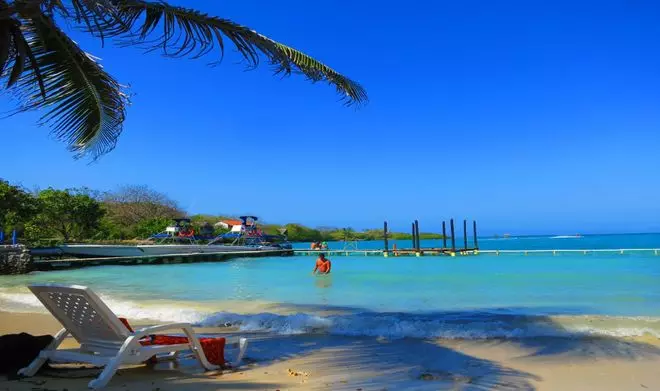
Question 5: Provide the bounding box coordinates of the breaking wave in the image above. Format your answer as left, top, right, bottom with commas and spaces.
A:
2, 290, 658, 340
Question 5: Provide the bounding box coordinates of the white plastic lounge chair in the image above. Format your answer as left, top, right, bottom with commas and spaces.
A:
18, 284, 248, 389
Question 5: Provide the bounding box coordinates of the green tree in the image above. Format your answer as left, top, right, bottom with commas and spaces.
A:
0, 179, 38, 231
341, 227, 356, 241
31, 188, 104, 241
92, 215, 129, 240
1, 1, 367, 160
132, 216, 171, 239
285, 223, 322, 242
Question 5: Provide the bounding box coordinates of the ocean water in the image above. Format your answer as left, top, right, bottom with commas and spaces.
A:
295, 232, 660, 251
1, 234, 659, 340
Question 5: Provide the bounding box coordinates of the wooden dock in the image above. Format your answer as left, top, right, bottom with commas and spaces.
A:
32, 248, 293, 271
480, 248, 660, 256
294, 248, 479, 257
293, 248, 660, 257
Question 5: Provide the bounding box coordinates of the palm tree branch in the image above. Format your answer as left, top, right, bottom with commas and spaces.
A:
13, 8, 128, 159
101, 0, 366, 105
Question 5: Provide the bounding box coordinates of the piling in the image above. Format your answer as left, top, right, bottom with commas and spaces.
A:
414, 220, 420, 251
473, 220, 479, 249
383, 221, 389, 255
463, 220, 468, 250
450, 219, 456, 252
411, 222, 416, 250
442, 221, 447, 248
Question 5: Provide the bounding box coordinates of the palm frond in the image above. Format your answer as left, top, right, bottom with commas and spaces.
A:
0, 8, 37, 91
12, 8, 128, 160
100, 0, 367, 105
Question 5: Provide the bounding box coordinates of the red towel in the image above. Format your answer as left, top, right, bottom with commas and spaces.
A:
119, 318, 225, 366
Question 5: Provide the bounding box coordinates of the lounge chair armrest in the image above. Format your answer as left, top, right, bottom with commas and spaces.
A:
131, 323, 194, 339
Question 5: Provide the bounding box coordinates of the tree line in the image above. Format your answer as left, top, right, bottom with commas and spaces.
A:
0, 181, 189, 245
1, 180, 442, 245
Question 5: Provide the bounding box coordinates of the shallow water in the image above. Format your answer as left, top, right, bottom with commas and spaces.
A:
1, 234, 659, 339
295, 232, 660, 251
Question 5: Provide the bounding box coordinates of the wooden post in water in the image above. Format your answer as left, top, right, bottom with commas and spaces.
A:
442, 221, 447, 249
450, 219, 456, 252
383, 221, 389, 254
473, 220, 479, 249
414, 220, 420, 251
411, 222, 416, 250
463, 220, 468, 250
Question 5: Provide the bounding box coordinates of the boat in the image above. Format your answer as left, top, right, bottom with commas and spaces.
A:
59, 216, 292, 257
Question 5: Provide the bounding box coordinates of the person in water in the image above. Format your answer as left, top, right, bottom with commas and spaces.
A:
313, 253, 331, 274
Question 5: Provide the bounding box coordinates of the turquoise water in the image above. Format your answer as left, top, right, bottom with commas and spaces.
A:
1, 234, 659, 339
295, 232, 660, 251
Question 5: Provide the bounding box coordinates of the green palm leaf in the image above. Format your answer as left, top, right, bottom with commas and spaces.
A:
2, 0, 366, 161
12, 8, 128, 159
103, 0, 367, 105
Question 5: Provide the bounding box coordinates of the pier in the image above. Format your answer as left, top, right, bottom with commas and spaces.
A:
384, 218, 479, 256
294, 248, 660, 256
31, 248, 293, 271
294, 220, 660, 257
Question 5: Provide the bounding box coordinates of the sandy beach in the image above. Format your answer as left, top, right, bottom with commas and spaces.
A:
0, 311, 658, 390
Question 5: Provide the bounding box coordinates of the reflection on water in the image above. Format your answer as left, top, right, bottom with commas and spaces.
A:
315, 274, 333, 289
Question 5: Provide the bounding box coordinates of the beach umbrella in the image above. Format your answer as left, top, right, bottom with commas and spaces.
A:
11, 230, 17, 245
0, 230, 4, 243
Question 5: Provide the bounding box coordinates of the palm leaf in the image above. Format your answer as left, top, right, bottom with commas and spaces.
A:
99, 0, 367, 105
12, 8, 128, 159
0, 8, 31, 89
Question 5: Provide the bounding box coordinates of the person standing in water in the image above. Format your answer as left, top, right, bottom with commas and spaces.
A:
313, 253, 332, 274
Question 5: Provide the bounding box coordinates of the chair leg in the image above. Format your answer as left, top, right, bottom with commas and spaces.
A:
234, 338, 248, 367
88, 355, 122, 389
88, 336, 137, 389
18, 328, 69, 377
181, 326, 218, 371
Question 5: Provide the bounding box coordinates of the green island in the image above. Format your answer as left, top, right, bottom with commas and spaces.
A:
1, 180, 444, 245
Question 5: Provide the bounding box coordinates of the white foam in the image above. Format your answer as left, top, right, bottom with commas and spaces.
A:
551, 235, 582, 239
2, 291, 657, 340
0, 290, 207, 323
0, 291, 44, 312
197, 312, 660, 340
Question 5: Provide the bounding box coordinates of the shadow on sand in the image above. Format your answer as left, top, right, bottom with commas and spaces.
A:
6, 305, 658, 390
212, 304, 660, 390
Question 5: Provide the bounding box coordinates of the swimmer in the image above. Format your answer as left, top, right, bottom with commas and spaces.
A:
312, 253, 331, 274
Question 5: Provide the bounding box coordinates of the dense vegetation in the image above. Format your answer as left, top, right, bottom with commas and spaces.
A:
1, 180, 443, 245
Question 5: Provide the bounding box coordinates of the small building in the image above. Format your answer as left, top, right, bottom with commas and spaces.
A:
214, 218, 255, 230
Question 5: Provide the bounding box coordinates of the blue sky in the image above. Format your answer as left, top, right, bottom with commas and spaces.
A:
2, 0, 660, 234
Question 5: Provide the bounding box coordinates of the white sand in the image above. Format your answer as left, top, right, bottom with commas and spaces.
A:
0, 311, 659, 390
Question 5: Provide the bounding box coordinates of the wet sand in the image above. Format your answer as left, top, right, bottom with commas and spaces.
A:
0, 311, 659, 390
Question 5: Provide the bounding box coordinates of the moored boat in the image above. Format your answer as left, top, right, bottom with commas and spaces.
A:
59, 216, 290, 257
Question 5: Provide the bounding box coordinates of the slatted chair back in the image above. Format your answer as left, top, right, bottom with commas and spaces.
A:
28, 284, 131, 353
